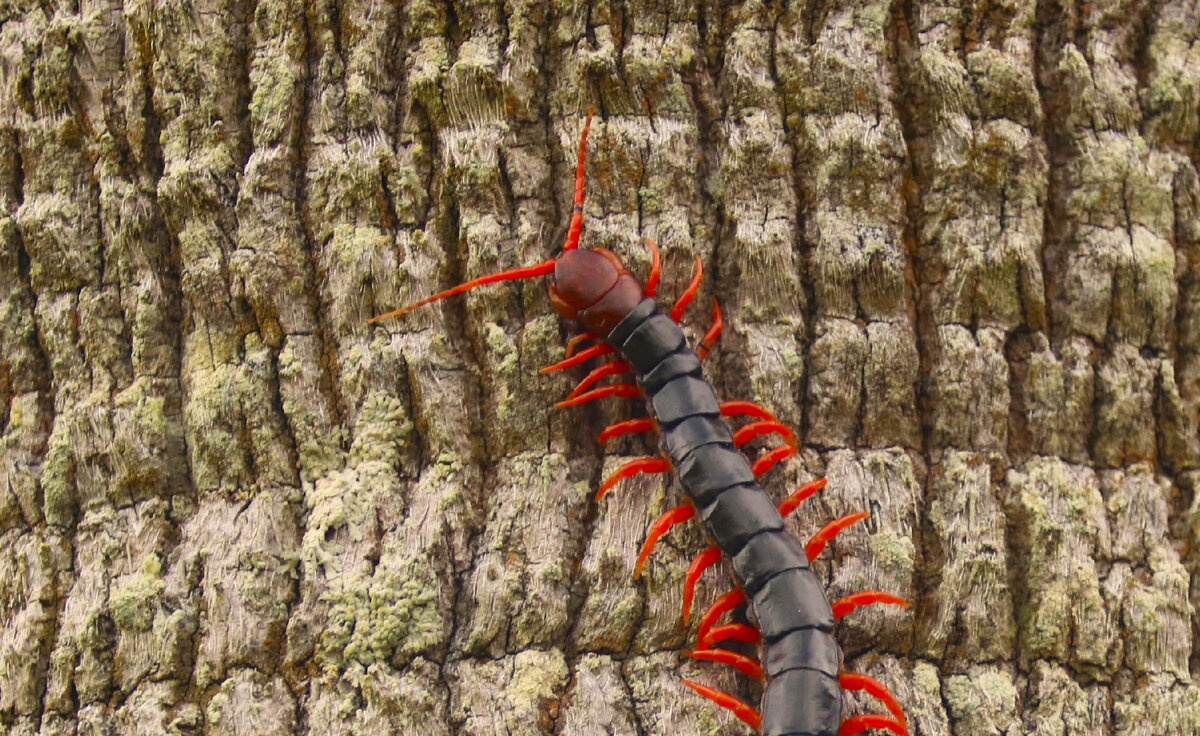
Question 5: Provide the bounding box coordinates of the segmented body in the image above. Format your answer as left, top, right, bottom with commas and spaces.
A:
373, 112, 908, 736
607, 299, 844, 736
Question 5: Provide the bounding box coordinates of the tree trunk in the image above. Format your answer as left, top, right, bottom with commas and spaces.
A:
1, 0, 1198, 734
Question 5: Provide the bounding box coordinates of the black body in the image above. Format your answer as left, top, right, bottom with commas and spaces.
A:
607, 299, 843, 736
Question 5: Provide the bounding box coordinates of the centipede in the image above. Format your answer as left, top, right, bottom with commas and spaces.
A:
372, 112, 910, 736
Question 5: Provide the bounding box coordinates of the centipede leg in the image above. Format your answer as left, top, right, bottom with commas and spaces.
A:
697, 298, 723, 362
555, 383, 641, 409
778, 477, 827, 518
839, 714, 909, 736
564, 332, 598, 358
832, 591, 909, 620
595, 457, 671, 502
806, 512, 870, 561
670, 256, 704, 322
541, 342, 615, 373
696, 588, 746, 645
682, 545, 722, 624
751, 444, 799, 476
680, 680, 762, 731
699, 622, 761, 649
720, 400, 782, 423
643, 238, 661, 297
839, 673, 907, 728
635, 504, 696, 578
685, 648, 763, 680
733, 419, 798, 448
566, 361, 632, 400
597, 417, 655, 445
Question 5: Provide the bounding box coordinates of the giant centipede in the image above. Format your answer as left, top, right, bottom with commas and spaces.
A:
372, 112, 910, 736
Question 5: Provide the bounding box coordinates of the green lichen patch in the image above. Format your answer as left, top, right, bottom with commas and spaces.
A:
317, 556, 443, 675
109, 554, 165, 631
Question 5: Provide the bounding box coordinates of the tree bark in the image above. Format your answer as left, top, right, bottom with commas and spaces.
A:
1, 0, 1198, 734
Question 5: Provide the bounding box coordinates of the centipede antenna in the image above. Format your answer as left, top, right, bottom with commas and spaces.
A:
562, 110, 594, 252
839, 714, 909, 736
832, 591, 909, 620
806, 512, 871, 561
680, 680, 762, 731
682, 545, 722, 624
635, 504, 696, 578
368, 258, 558, 324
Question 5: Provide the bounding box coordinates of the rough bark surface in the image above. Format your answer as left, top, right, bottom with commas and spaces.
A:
0, 0, 1198, 735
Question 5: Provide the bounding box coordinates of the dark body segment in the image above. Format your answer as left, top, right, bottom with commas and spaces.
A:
607, 299, 843, 733
659, 415, 733, 460
733, 530, 810, 595
761, 668, 842, 736
763, 628, 842, 679
754, 568, 836, 640
675, 443, 756, 506
698, 484, 785, 554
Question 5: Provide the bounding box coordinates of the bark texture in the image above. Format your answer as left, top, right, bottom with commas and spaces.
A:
0, 0, 1198, 734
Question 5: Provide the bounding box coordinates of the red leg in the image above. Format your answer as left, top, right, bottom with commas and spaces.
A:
806, 512, 870, 561
595, 457, 671, 502
686, 648, 764, 680
839, 714, 909, 736
832, 591, 909, 620
778, 477, 827, 518
670, 256, 703, 322
680, 680, 761, 731
699, 623, 761, 649
720, 400, 781, 423
598, 417, 655, 445
540, 343, 615, 373
643, 238, 661, 297
555, 383, 641, 409
696, 588, 746, 645
564, 332, 598, 358
733, 419, 798, 448
566, 360, 632, 400
682, 545, 721, 624
697, 298, 723, 362
635, 504, 696, 578
751, 444, 799, 476
562, 111, 594, 252
839, 673, 907, 728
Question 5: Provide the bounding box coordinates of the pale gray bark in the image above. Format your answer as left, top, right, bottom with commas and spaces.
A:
0, 1, 1198, 735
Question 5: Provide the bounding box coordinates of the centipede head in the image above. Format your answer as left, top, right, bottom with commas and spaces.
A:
369, 247, 645, 337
